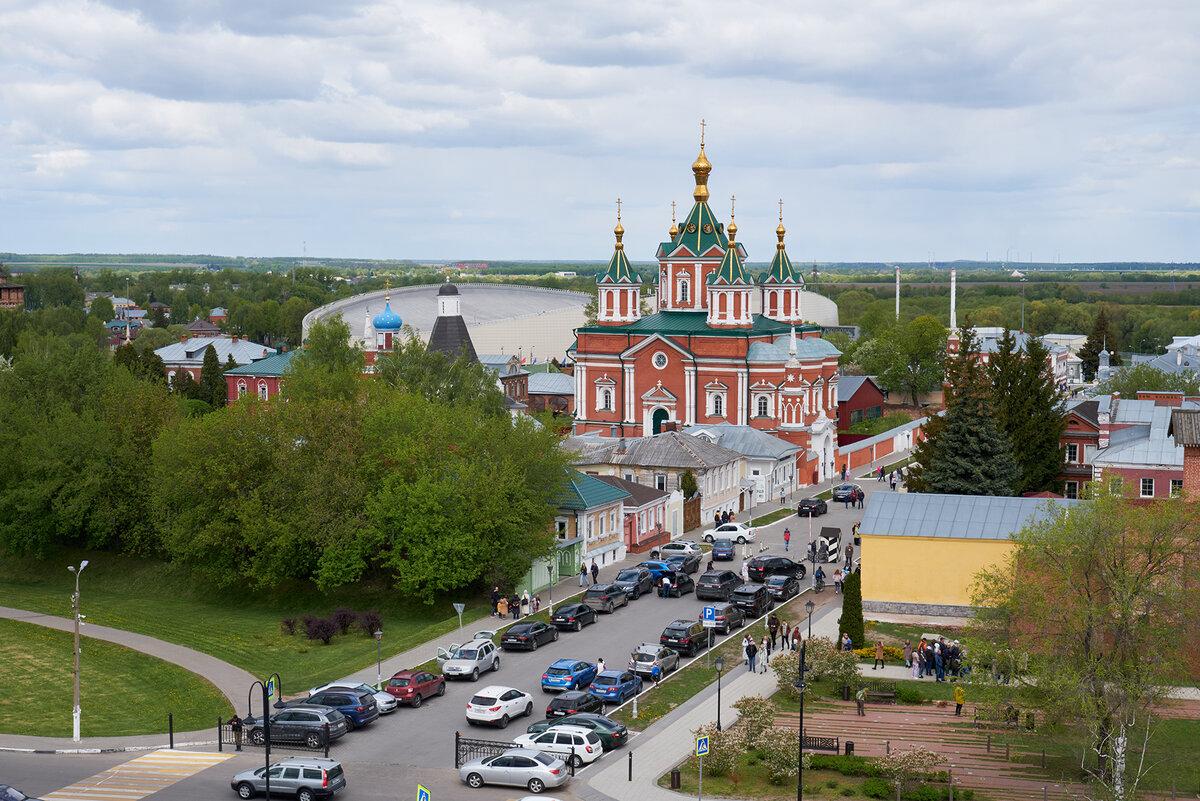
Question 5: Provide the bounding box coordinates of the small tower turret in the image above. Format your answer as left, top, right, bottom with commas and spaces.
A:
596, 199, 642, 325
760, 199, 805, 324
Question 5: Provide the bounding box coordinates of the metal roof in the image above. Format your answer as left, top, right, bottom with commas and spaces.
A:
593, 474, 670, 507
577, 312, 819, 339
859, 492, 1081, 540
556, 470, 631, 511
527, 372, 574, 395
683, 423, 801, 461
223, 350, 298, 377
837, 375, 884, 403
155, 337, 276, 366
570, 430, 742, 470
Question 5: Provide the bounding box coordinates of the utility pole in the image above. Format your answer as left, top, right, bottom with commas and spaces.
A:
68, 560, 89, 742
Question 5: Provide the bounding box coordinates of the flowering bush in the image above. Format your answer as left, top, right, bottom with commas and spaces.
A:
853, 645, 906, 661
756, 726, 811, 784
878, 745, 946, 796
691, 722, 744, 777
770, 649, 804, 700
732, 696, 775, 748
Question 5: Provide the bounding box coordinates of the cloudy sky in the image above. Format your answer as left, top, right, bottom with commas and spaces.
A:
2, 0, 1198, 262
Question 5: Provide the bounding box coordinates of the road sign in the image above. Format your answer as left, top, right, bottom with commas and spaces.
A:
695, 735, 709, 756
417, 784, 430, 801
452, 603, 465, 615
701, 605, 716, 621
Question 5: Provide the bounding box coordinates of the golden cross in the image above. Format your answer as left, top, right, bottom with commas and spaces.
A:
616, 197, 622, 222
730, 194, 736, 219
779, 198, 784, 223
671, 200, 676, 223
700, 118, 706, 146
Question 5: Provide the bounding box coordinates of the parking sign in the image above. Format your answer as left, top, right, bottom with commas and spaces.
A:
701, 606, 716, 621
696, 735, 710, 756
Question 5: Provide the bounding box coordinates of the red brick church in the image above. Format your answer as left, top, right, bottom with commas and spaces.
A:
571, 138, 842, 484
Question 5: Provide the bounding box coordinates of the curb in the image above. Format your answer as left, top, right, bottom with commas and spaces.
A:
0, 739, 217, 755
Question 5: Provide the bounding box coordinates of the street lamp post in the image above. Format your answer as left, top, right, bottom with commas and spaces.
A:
248, 673, 284, 801
374, 630, 384, 691
547, 564, 555, 615
68, 560, 89, 742
795, 641, 810, 801
715, 656, 725, 731
805, 599, 815, 640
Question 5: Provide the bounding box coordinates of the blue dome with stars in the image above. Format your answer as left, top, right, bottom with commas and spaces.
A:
373, 300, 402, 331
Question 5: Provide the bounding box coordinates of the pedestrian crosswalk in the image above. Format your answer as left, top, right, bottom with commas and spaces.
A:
44, 749, 232, 801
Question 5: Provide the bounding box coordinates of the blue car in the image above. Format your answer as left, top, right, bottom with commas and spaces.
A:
588, 670, 643, 703
711, 539, 735, 560
636, 560, 674, 580
541, 659, 598, 693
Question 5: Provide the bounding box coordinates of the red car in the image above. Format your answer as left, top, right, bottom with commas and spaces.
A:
385, 669, 446, 708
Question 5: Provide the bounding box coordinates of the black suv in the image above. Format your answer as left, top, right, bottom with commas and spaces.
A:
660, 619, 710, 656
695, 570, 742, 601
697, 601, 745, 634
612, 567, 655, 600
582, 584, 628, 613
730, 583, 774, 617
797, 497, 827, 517
746, 555, 806, 582
546, 690, 603, 718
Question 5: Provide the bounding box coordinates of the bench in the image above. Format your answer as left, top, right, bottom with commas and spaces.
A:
973, 705, 1034, 730
861, 679, 897, 704
801, 734, 840, 753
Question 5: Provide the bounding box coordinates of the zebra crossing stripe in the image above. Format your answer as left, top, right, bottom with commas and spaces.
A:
43, 749, 232, 801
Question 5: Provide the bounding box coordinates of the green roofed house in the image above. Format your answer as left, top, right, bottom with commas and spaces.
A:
223, 349, 298, 402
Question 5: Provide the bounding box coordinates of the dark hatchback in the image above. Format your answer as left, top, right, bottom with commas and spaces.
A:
612, 567, 655, 600
546, 690, 604, 718
746, 555, 806, 582
695, 570, 742, 601
582, 584, 628, 613
797, 497, 827, 517
696, 601, 745, 634
501, 621, 559, 651
665, 553, 701, 574
550, 603, 598, 631
656, 570, 695, 597
525, 712, 629, 751
710, 539, 736, 560
660, 619, 711, 656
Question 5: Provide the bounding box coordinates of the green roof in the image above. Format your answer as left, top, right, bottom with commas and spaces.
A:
598, 244, 638, 284
659, 200, 728, 257
556, 469, 631, 511
710, 236, 749, 284
577, 311, 819, 338
223, 349, 298, 377
763, 242, 802, 285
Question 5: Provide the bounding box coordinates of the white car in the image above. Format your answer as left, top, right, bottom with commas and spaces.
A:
702, 522, 757, 544
513, 725, 605, 767
466, 685, 535, 728
440, 639, 501, 681
308, 681, 397, 715
649, 540, 704, 559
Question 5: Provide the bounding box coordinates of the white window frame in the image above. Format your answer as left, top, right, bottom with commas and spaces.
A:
257, 381, 268, 400
1140, 477, 1154, 498
756, 394, 770, 418
708, 390, 727, 418
1065, 443, 1078, 463
1170, 479, 1184, 496
237, 379, 247, 398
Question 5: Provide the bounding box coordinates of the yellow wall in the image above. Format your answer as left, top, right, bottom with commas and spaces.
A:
861, 535, 1014, 607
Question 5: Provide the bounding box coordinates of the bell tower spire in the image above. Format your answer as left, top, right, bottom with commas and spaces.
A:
761, 197, 804, 323
597, 197, 642, 325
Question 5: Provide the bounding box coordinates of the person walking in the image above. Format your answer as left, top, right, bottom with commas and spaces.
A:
889, 471, 897, 491
746, 638, 758, 673
878, 465, 885, 481
781, 619, 790, 646
873, 640, 885, 670
714, 510, 722, 529
510, 593, 521, 619
521, 591, 531, 617
855, 686, 866, 716
844, 543, 854, 571
597, 657, 606, 674
841, 464, 847, 482
590, 560, 599, 585
742, 634, 752, 666
903, 639, 912, 669
579, 564, 588, 587
791, 627, 801, 651
911, 649, 922, 679
857, 488, 865, 509
783, 527, 791, 552
760, 634, 771, 670
954, 684, 966, 716
533, 594, 541, 613
490, 587, 501, 617
497, 595, 509, 618
768, 614, 780, 650
833, 567, 843, 594
741, 561, 750, 583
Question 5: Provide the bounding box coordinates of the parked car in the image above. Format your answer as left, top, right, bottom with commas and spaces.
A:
582, 584, 628, 613
628, 643, 679, 679
309, 681, 397, 715
695, 570, 742, 601
513, 725, 604, 767
796, 497, 827, 517
831, 483, 862, 503
458, 748, 569, 794
0, 787, 42, 801
541, 659, 598, 692
709, 538, 736, 561
441, 639, 501, 681
550, 603, 597, 631
635, 559, 674, 580
612, 567, 654, 600
660, 619, 711, 656
525, 712, 628, 751
765, 574, 801, 602
730, 583, 774, 617
243, 707, 349, 749
501, 621, 559, 651
664, 553, 701, 574
655, 570, 695, 597
465, 685, 535, 728
746, 555, 806, 582
701, 522, 757, 544
545, 690, 603, 718
649, 540, 703, 559
289, 688, 378, 730
696, 601, 745, 634
588, 670, 642, 703
231, 757, 346, 801
384, 670, 445, 708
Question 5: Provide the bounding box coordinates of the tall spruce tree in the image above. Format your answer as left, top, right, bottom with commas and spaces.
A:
988, 330, 1067, 494
1078, 308, 1122, 381
907, 321, 982, 494
198, 344, 226, 408
838, 572, 865, 650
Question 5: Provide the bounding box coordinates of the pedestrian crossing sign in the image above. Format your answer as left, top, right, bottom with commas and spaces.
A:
696, 735, 709, 756
417, 784, 430, 801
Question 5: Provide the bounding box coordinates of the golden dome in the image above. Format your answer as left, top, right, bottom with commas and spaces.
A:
776, 199, 786, 249
669, 200, 678, 238
692, 144, 711, 202
614, 198, 624, 250
727, 194, 737, 241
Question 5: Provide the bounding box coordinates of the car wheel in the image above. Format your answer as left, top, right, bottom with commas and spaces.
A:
737, 536, 747, 544
499, 714, 510, 728
569, 754, 584, 768
344, 717, 356, 731
249, 729, 266, 746
298, 789, 315, 801
531, 638, 539, 650
524, 702, 533, 717
704, 534, 714, 543
411, 693, 422, 709
305, 732, 322, 749
466, 773, 484, 789
632, 588, 640, 600
437, 682, 446, 696
574, 621, 583, 632
471, 668, 480, 682
493, 657, 500, 671
236, 782, 255, 799
551, 629, 559, 642
528, 778, 546, 794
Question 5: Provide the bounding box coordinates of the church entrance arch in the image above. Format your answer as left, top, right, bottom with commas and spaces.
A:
652, 407, 670, 435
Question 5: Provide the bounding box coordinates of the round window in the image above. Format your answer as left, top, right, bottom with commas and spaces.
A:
652, 352, 669, 369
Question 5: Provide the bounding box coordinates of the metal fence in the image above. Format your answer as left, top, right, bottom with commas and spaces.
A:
455, 731, 516, 769
218, 718, 331, 757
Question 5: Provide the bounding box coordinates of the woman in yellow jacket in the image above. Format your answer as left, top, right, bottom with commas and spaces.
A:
954, 684, 966, 717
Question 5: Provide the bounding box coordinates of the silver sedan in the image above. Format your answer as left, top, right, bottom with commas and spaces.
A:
458, 747, 570, 794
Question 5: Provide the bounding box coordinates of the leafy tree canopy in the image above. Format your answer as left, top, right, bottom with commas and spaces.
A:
375, 328, 507, 417
855, 315, 947, 406
1095, 362, 1200, 397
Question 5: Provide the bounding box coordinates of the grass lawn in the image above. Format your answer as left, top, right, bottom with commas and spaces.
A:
865, 620, 966, 649
750, 507, 796, 527
0, 549, 496, 692
0, 617, 232, 737
662, 763, 882, 800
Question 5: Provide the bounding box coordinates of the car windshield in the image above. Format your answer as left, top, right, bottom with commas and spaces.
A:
616, 570, 639, 581
732, 590, 756, 599
509, 626, 532, 635
698, 576, 719, 584
456, 649, 478, 659
470, 695, 496, 705
388, 677, 411, 687
584, 588, 606, 596
665, 626, 689, 636
592, 676, 616, 686
547, 667, 570, 676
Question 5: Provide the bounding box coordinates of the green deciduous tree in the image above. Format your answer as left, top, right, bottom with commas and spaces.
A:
1096, 363, 1200, 397
988, 330, 1067, 494
375, 329, 506, 417
972, 488, 1200, 801
282, 315, 365, 403
856, 315, 948, 406
89, 296, 115, 323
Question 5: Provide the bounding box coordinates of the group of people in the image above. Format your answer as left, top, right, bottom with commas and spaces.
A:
840, 486, 865, 510
713, 509, 737, 528
742, 613, 804, 672
578, 559, 600, 586
490, 586, 540, 619
902, 637, 967, 684
875, 465, 903, 491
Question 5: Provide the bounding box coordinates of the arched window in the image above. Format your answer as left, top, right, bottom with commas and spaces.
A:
713, 394, 723, 417
678, 280, 689, 303
602, 389, 612, 410
167, 370, 176, 386
756, 395, 769, 417
605, 291, 614, 312
237, 380, 247, 398
258, 381, 268, 400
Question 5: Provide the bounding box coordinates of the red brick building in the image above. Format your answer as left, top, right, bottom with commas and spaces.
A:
571, 141, 841, 485
836, 375, 886, 432
0, 264, 23, 310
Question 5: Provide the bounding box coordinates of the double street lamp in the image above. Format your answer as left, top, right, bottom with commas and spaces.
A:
68, 560, 89, 742
248, 673, 285, 801
374, 630, 384, 691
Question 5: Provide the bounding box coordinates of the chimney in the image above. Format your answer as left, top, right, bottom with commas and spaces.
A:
180, 333, 188, 342
609, 425, 619, 438
232, 335, 239, 343
1178, 348, 1183, 366
949, 265, 957, 331
617, 439, 626, 455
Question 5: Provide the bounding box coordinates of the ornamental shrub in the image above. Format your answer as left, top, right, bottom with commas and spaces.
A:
756, 727, 810, 784
305, 616, 337, 645
357, 609, 383, 636
878, 745, 946, 797
853, 645, 906, 661
898, 685, 924, 704
691, 722, 743, 778
332, 606, 358, 635
280, 617, 297, 635
732, 696, 775, 749
862, 777, 890, 799
838, 572, 865, 650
